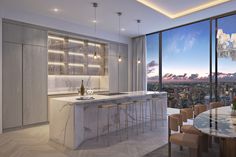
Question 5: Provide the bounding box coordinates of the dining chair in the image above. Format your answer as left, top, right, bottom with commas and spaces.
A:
168, 114, 200, 157
193, 104, 207, 117
180, 108, 208, 153
209, 101, 224, 109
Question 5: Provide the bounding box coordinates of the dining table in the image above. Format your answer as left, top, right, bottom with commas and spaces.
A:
194, 106, 236, 157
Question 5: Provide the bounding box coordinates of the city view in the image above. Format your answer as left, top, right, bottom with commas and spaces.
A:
146, 14, 236, 108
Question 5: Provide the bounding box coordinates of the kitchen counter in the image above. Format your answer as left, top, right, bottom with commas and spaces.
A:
49, 91, 167, 149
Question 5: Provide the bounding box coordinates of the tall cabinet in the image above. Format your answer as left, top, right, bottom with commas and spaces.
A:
108, 43, 128, 93
2, 21, 48, 129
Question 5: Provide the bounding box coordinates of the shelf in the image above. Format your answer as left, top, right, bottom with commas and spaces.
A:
48, 34, 107, 76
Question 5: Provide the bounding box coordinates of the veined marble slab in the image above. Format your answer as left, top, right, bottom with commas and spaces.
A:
49, 91, 167, 149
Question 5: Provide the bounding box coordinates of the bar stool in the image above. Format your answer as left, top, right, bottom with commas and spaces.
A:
97, 103, 117, 145
132, 99, 146, 135
151, 97, 165, 128
117, 101, 133, 140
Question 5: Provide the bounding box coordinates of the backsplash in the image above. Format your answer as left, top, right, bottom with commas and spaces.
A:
48, 75, 108, 93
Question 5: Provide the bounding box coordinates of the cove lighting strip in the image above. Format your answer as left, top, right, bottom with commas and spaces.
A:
88, 42, 101, 47
48, 62, 65, 66
88, 64, 101, 68
137, 0, 231, 19
68, 63, 84, 67
48, 50, 65, 54
68, 39, 85, 45
68, 52, 85, 56
48, 35, 65, 41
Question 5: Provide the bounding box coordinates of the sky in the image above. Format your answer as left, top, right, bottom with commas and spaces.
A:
146, 14, 236, 77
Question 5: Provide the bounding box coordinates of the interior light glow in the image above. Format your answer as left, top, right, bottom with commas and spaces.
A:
68, 52, 85, 56
68, 63, 84, 67
48, 50, 64, 54
88, 42, 101, 47
48, 62, 65, 66
137, 0, 231, 19
88, 64, 101, 68
48, 35, 65, 41
68, 39, 84, 44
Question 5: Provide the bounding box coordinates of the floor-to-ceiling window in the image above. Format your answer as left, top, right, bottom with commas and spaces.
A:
217, 14, 236, 105
162, 21, 210, 108
146, 12, 236, 108
146, 33, 159, 91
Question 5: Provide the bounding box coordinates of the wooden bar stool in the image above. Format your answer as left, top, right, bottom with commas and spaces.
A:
97, 103, 117, 145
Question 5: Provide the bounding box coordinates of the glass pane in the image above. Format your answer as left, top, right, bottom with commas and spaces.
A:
162, 21, 210, 108
146, 33, 159, 91
217, 14, 236, 105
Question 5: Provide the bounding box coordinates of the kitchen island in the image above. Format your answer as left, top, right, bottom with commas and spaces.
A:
49, 91, 167, 149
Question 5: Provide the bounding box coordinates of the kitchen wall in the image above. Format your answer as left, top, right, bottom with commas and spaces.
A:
0, 5, 132, 134
48, 75, 108, 93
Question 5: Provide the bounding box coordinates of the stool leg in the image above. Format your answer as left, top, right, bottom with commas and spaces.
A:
126, 105, 128, 139
149, 100, 153, 131
97, 107, 99, 141
141, 102, 144, 133
107, 108, 110, 146
135, 103, 138, 135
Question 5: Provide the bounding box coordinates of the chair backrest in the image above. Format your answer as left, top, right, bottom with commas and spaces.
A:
209, 101, 224, 109
168, 114, 182, 132
194, 104, 207, 116
180, 108, 193, 122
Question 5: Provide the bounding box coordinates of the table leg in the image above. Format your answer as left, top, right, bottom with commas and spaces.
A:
220, 138, 236, 157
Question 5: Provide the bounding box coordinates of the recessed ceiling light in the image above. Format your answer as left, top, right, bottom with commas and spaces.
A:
121, 28, 126, 31
53, 8, 59, 12
92, 20, 97, 23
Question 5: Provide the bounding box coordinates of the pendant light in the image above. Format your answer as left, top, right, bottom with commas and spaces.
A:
137, 19, 141, 64
92, 2, 98, 59
117, 12, 122, 62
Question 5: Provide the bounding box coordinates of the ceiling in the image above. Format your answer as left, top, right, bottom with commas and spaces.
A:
1, 0, 236, 37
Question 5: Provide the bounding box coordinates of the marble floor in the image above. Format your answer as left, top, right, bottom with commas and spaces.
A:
0, 108, 181, 157
0, 121, 168, 157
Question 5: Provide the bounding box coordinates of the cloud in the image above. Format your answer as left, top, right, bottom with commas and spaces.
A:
167, 32, 199, 54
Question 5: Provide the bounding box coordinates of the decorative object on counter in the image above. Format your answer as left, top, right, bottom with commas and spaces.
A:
80, 80, 85, 96
231, 96, 236, 116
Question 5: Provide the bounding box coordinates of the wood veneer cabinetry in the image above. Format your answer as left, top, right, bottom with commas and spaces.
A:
2, 20, 48, 129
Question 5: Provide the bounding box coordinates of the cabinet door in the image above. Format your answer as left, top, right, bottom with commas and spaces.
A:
3, 22, 23, 43
22, 27, 47, 47
118, 57, 128, 92
3, 42, 23, 129
108, 56, 118, 93
23, 45, 48, 125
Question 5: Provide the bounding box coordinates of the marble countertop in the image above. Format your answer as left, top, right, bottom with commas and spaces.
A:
194, 106, 236, 138
50, 91, 167, 105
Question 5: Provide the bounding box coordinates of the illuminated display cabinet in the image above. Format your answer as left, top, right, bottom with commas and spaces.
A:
48, 34, 107, 76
